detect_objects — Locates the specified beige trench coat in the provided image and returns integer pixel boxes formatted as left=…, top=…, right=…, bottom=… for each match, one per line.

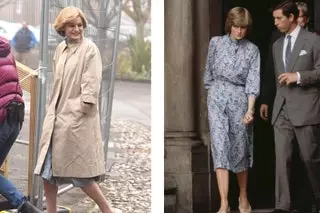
left=34, top=38, right=105, bottom=177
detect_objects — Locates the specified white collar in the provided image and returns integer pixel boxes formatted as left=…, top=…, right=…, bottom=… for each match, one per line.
left=286, top=25, right=301, bottom=39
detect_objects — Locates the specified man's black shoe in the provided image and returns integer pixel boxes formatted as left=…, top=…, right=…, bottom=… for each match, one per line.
left=19, top=201, right=43, bottom=213
left=292, top=210, right=313, bottom=213
left=291, top=207, right=313, bottom=213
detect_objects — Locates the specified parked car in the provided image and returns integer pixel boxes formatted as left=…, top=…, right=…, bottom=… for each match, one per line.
left=0, top=20, right=20, bottom=41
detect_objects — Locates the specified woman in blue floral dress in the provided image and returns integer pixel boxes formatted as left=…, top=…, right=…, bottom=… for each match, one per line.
left=204, top=7, right=260, bottom=213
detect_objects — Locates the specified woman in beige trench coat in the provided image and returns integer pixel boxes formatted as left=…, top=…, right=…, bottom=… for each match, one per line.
left=33, top=7, right=114, bottom=213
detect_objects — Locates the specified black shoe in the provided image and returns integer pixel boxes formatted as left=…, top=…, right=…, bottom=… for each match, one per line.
left=292, top=210, right=313, bottom=213
left=19, top=201, right=43, bottom=213
left=317, top=201, right=320, bottom=213
left=0, top=199, right=14, bottom=209
left=269, top=210, right=291, bottom=213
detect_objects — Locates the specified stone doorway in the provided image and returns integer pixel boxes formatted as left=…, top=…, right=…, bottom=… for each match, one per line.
left=208, top=0, right=317, bottom=211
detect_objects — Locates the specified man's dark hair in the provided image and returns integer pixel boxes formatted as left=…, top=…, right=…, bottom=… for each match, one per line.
left=274, top=0, right=299, bottom=20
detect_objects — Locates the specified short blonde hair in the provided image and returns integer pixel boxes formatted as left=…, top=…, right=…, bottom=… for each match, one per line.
left=54, top=6, right=87, bottom=36
left=296, top=2, right=309, bottom=18
left=225, top=7, right=252, bottom=34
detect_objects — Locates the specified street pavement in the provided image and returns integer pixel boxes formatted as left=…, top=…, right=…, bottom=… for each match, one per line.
left=6, top=80, right=151, bottom=212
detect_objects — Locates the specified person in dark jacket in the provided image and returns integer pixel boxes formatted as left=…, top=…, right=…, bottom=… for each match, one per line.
left=0, top=36, right=41, bottom=212
left=11, top=22, right=37, bottom=66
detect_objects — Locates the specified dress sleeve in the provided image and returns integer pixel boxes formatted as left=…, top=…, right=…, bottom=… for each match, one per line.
left=203, top=37, right=216, bottom=90
left=245, top=46, right=261, bottom=97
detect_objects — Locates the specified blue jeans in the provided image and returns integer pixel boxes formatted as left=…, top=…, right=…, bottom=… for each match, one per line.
left=0, top=118, right=26, bottom=209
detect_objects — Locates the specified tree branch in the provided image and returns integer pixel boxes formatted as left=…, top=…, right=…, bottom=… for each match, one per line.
left=123, top=0, right=130, bottom=7
left=83, top=0, right=98, bottom=24
left=122, top=3, right=138, bottom=22
left=0, top=0, right=14, bottom=9
left=142, top=0, right=151, bottom=23
left=50, top=0, right=64, bottom=9
left=132, top=0, right=143, bottom=20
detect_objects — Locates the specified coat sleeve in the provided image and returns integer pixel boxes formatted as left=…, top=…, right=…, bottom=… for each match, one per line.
left=299, top=36, right=320, bottom=86
left=245, top=46, right=261, bottom=98
left=203, top=37, right=216, bottom=90
left=29, top=30, right=37, bottom=48
left=80, top=44, right=102, bottom=105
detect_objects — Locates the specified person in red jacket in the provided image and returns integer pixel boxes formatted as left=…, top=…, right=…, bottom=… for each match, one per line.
left=0, top=36, right=41, bottom=212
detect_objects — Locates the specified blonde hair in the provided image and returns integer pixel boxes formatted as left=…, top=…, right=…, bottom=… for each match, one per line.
left=296, top=2, right=309, bottom=18
left=225, top=7, right=252, bottom=34
left=54, top=6, right=87, bottom=36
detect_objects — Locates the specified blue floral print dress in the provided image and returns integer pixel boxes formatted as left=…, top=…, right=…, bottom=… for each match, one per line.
left=204, top=35, right=260, bottom=173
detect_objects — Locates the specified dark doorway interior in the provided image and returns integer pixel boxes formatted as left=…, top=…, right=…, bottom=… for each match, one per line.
left=213, top=0, right=316, bottom=210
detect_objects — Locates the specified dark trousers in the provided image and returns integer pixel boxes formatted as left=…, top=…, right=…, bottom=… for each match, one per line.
left=291, top=142, right=314, bottom=212
left=273, top=105, right=320, bottom=211
left=0, top=101, right=25, bottom=210
left=0, top=118, right=26, bottom=209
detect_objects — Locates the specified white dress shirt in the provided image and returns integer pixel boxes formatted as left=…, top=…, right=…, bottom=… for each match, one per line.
left=283, top=25, right=301, bottom=84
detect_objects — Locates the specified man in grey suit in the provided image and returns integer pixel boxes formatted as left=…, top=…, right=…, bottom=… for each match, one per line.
left=271, top=1, right=320, bottom=213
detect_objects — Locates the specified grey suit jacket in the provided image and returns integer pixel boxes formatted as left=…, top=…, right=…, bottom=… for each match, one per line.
left=271, top=28, right=320, bottom=126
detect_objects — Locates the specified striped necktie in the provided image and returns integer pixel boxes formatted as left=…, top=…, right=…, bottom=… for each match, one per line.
left=285, top=35, right=292, bottom=72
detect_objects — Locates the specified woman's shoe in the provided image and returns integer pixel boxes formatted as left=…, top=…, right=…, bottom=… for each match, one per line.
left=239, top=205, right=252, bottom=213
left=238, top=198, right=252, bottom=213
left=217, top=206, right=231, bottom=213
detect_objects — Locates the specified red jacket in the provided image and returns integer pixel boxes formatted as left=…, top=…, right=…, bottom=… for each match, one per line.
left=0, top=36, right=23, bottom=123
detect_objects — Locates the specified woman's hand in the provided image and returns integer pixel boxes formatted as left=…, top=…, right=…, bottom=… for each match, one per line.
left=243, top=110, right=254, bottom=125
left=80, top=101, right=92, bottom=114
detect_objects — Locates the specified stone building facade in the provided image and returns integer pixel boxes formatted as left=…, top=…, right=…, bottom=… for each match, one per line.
left=164, top=0, right=320, bottom=212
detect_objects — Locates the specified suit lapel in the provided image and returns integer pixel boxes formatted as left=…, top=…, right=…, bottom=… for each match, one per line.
left=276, top=37, right=285, bottom=73
left=287, top=29, right=307, bottom=72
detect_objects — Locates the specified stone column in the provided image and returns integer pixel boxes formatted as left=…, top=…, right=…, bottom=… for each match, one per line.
left=164, top=0, right=197, bottom=212
left=193, top=0, right=223, bottom=145
left=164, top=0, right=194, bottom=133
left=193, top=0, right=223, bottom=212
left=165, top=0, right=223, bottom=212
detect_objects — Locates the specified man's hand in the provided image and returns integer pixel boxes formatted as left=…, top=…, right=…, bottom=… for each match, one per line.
left=260, top=104, right=269, bottom=121
left=278, top=72, right=298, bottom=86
